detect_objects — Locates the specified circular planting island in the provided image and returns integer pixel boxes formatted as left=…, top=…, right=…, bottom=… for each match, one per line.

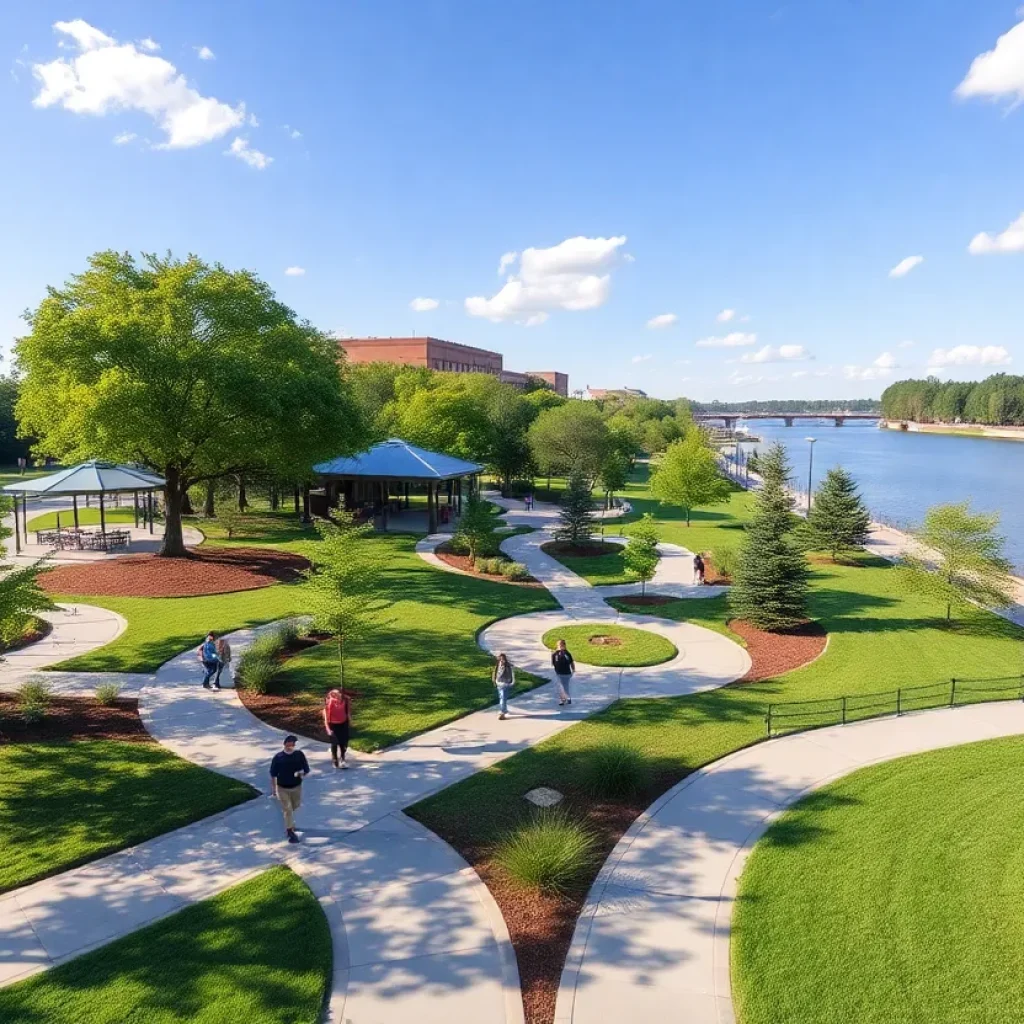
left=733, top=735, right=1024, bottom=1024
left=540, top=623, right=677, bottom=667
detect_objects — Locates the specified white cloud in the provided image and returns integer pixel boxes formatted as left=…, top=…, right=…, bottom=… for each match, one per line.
left=632, top=354, right=653, bottom=363
left=138, top=38, right=160, bottom=52
left=113, top=130, right=136, bottom=144
left=888, top=255, right=924, bottom=278
left=33, top=21, right=245, bottom=148
left=622, top=253, right=636, bottom=263
left=247, top=113, right=260, bottom=128
left=741, top=344, right=810, bottom=364
left=874, top=351, right=898, bottom=369
left=410, top=297, right=439, bottom=311
left=497, top=251, right=517, bottom=275
left=283, top=124, right=302, bottom=139
left=842, top=352, right=898, bottom=381
left=716, top=308, right=735, bottom=322
left=646, top=313, right=677, bottom=329
left=898, top=339, right=916, bottom=349
left=523, top=312, right=549, bottom=327
left=226, top=136, right=271, bottom=169
left=968, top=212, right=1024, bottom=254
left=791, top=370, right=810, bottom=378
left=955, top=17, right=1024, bottom=104
left=284, top=266, right=306, bottom=277
left=730, top=373, right=764, bottom=387
left=466, top=235, right=627, bottom=324
left=695, top=331, right=757, bottom=348
left=195, top=46, right=215, bottom=61
left=928, top=345, right=1012, bottom=368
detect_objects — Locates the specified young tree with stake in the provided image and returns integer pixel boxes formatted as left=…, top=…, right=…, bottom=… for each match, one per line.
left=623, top=513, right=660, bottom=596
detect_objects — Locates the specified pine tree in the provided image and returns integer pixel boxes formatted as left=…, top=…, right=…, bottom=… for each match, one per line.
left=806, top=467, right=871, bottom=561
left=729, top=458, right=810, bottom=631
left=623, top=513, right=659, bottom=596
left=453, top=492, right=498, bottom=564
left=555, top=471, right=596, bottom=547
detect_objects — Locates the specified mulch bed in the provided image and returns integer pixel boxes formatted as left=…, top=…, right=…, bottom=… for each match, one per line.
left=237, top=689, right=328, bottom=745
left=434, top=545, right=543, bottom=587
left=39, top=547, right=308, bottom=598
left=0, top=694, right=152, bottom=744
left=700, top=554, right=730, bottom=585
left=731, top=618, right=828, bottom=682
left=541, top=540, right=623, bottom=559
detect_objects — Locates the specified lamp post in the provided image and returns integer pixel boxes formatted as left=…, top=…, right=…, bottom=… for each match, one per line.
left=805, top=437, right=816, bottom=515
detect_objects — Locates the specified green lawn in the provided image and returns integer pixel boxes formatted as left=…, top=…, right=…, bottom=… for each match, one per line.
left=541, top=540, right=631, bottom=585
left=255, top=535, right=557, bottom=751
left=733, top=736, right=1024, bottom=1024
left=541, top=623, right=677, bottom=667
left=0, top=741, right=255, bottom=893
left=27, top=508, right=137, bottom=531
left=0, top=866, right=331, bottom=1024
left=187, top=509, right=318, bottom=552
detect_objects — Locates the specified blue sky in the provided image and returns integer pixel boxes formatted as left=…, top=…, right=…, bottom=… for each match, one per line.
left=2, top=1, right=1024, bottom=401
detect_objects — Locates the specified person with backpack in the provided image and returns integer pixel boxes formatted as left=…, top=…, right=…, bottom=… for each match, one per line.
left=492, top=653, right=515, bottom=720
left=323, top=688, right=353, bottom=768
left=551, top=638, right=575, bottom=707
left=214, top=635, right=232, bottom=687
left=197, top=632, right=220, bottom=689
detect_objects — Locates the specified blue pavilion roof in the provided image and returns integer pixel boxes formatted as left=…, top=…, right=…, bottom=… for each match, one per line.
left=314, top=439, right=483, bottom=481
left=2, top=461, right=165, bottom=495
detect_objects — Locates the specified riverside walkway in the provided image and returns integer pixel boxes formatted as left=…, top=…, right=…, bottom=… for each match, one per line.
left=0, top=493, right=748, bottom=1023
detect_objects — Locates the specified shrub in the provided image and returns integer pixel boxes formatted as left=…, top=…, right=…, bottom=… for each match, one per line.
left=477, top=557, right=503, bottom=575
left=581, top=742, right=651, bottom=799
left=501, top=561, right=530, bottom=581
left=447, top=535, right=471, bottom=556
left=495, top=809, right=598, bottom=895
left=236, top=652, right=277, bottom=694
left=710, top=545, right=738, bottom=581
left=95, top=682, right=121, bottom=706
left=275, top=619, right=302, bottom=648
left=18, top=678, right=51, bottom=723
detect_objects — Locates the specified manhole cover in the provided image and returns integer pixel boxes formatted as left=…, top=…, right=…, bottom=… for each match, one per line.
left=588, top=634, right=623, bottom=646
left=524, top=786, right=564, bottom=808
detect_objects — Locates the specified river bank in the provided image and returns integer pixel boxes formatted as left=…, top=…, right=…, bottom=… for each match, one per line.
left=880, top=420, right=1024, bottom=442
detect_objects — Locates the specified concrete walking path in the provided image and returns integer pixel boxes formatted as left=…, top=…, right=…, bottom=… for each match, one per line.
left=555, top=700, right=1024, bottom=1024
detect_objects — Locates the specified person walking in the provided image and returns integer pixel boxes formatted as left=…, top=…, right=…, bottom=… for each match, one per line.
left=492, top=653, right=515, bottom=720
left=551, top=638, right=575, bottom=707
left=693, top=553, right=705, bottom=586
left=197, top=632, right=220, bottom=689
left=270, top=735, right=310, bottom=844
left=323, top=688, right=352, bottom=769
left=214, top=636, right=232, bottom=687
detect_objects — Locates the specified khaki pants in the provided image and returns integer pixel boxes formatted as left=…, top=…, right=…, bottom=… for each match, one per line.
left=277, top=786, right=302, bottom=830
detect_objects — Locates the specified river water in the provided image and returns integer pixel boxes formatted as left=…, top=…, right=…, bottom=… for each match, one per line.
left=740, top=419, right=1024, bottom=570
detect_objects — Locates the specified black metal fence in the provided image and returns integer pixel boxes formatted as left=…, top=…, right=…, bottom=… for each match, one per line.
left=766, top=675, right=1024, bottom=736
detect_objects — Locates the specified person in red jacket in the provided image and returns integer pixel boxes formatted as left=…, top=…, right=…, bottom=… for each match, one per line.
left=323, top=688, right=353, bottom=769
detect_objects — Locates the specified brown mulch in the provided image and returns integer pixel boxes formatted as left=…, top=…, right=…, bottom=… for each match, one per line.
left=0, top=694, right=152, bottom=744
left=237, top=689, right=328, bottom=744
left=434, top=546, right=543, bottom=587
left=540, top=540, right=623, bottom=559
left=39, top=547, right=309, bottom=598
left=731, top=618, right=828, bottom=682
left=700, top=554, right=731, bottom=585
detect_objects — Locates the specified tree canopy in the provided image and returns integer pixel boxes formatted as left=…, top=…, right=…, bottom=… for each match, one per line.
left=15, top=252, right=365, bottom=555
left=649, top=430, right=732, bottom=525
left=528, top=402, right=610, bottom=481
left=880, top=374, right=1024, bottom=426
left=805, top=466, right=871, bottom=561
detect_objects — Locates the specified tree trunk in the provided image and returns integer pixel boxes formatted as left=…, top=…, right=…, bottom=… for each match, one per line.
left=237, top=475, right=248, bottom=511
left=270, top=485, right=279, bottom=511
left=204, top=480, right=216, bottom=518
left=686, top=507, right=691, bottom=526
left=181, top=489, right=194, bottom=515
left=159, top=469, right=189, bottom=557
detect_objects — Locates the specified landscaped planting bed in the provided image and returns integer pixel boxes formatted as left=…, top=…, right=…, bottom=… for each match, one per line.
left=540, top=623, right=677, bottom=667
left=40, top=546, right=308, bottom=597
left=731, top=618, right=827, bottom=681
left=0, top=692, right=150, bottom=743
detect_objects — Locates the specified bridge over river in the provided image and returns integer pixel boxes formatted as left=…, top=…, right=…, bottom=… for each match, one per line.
left=694, top=411, right=881, bottom=428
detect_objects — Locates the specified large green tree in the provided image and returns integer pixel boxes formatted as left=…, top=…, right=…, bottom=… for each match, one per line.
left=895, top=502, right=1017, bottom=622
left=650, top=430, right=732, bottom=525
left=806, top=466, right=871, bottom=561
left=528, top=402, right=610, bottom=482
left=16, top=252, right=365, bottom=556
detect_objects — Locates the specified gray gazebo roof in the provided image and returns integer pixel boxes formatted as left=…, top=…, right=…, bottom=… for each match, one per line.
left=314, top=439, right=483, bottom=482
left=2, top=460, right=165, bottom=496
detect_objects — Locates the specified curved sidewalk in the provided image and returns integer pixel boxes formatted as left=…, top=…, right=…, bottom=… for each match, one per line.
left=555, top=701, right=1024, bottom=1024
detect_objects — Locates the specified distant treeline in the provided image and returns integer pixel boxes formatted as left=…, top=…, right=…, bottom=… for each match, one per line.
left=690, top=398, right=880, bottom=414
left=880, top=374, right=1024, bottom=426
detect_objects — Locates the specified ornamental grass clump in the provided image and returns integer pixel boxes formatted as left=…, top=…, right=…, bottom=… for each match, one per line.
left=236, top=628, right=291, bottom=694
left=581, top=742, right=652, bottom=800
left=95, top=682, right=121, bottom=706
left=501, top=561, right=530, bottom=581
left=18, top=678, right=52, bottom=724
left=495, top=808, right=598, bottom=895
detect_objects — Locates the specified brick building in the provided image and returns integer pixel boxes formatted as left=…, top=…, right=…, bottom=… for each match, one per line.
left=339, top=336, right=568, bottom=397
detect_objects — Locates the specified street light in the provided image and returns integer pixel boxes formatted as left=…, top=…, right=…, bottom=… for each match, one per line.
left=805, top=437, right=817, bottom=515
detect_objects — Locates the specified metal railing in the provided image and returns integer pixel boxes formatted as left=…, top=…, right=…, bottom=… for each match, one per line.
left=765, top=675, right=1024, bottom=736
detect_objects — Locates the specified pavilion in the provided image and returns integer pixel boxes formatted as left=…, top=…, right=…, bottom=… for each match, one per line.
left=313, top=438, right=483, bottom=532
left=3, top=461, right=165, bottom=555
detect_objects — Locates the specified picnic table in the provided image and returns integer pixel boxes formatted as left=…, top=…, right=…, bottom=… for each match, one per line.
left=34, top=528, right=131, bottom=552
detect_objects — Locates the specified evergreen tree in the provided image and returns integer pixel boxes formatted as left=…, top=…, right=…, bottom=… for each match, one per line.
left=623, top=513, right=659, bottom=596
left=729, top=459, right=810, bottom=631
left=555, top=471, right=596, bottom=547
left=806, top=467, right=871, bottom=561
left=453, top=492, right=499, bottom=564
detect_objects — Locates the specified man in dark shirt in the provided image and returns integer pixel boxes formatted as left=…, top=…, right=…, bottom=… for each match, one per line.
left=269, top=735, right=310, bottom=844
left=551, top=639, right=575, bottom=707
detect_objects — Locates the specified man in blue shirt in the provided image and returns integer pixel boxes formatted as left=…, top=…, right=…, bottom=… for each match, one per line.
left=197, top=632, right=220, bottom=689
left=270, top=735, right=310, bottom=843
